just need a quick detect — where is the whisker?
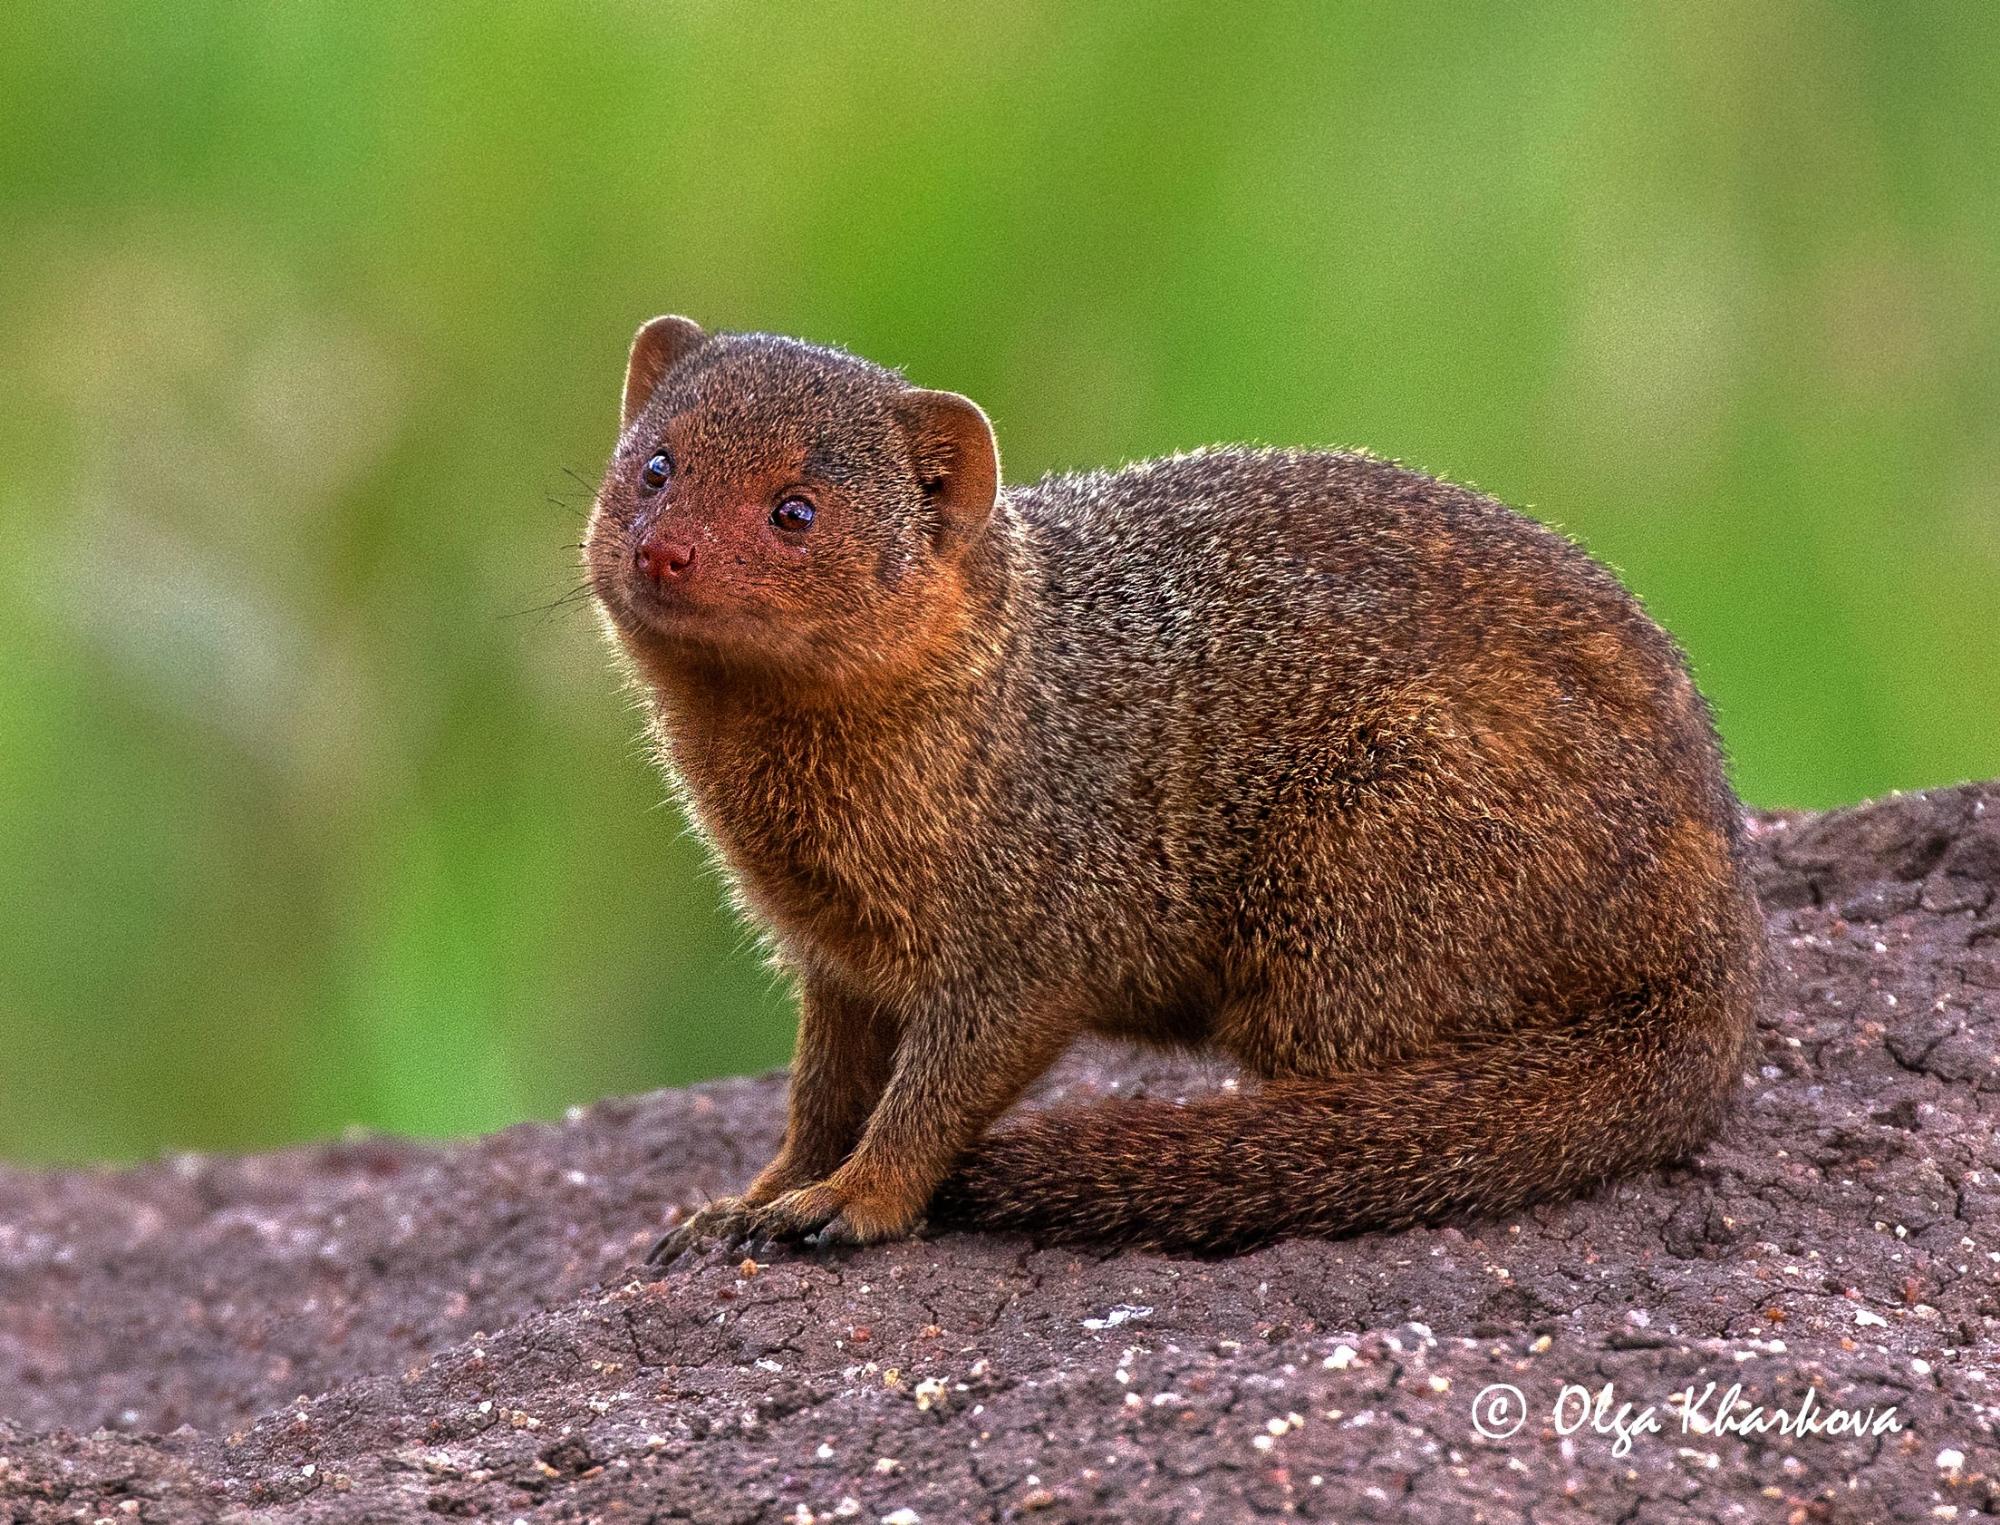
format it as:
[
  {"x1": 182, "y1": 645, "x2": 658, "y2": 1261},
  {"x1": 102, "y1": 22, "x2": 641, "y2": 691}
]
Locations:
[{"x1": 499, "y1": 583, "x2": 599, "y2": 622}]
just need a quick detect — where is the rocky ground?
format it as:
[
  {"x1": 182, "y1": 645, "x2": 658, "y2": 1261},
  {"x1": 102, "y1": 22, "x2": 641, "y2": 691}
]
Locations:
[{"x1": 1, "y1": 783, "x2": 1996, "y2": 1523}]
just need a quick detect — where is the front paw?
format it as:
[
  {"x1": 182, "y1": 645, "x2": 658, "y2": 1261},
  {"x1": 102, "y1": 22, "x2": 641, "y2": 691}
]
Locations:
[
  {"x1": 646, "y1": 1195, "x2": 762, "y2": 1264},
  {"x1": 753, "y1": 1180, "x2": 922, "y2": 1246}
]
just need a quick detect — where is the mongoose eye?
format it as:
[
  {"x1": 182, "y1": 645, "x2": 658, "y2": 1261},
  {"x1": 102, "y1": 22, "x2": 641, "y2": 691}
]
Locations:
[
  {"x1": 639, "y1": 452, "x2": 673, "y2": 494},
  {"x1": 771, "y1": 496, "x2": 816, "y2": 532}
]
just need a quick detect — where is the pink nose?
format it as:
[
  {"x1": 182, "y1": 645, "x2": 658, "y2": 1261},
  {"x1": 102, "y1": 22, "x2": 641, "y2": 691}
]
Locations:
[{"x1": 634, "y1": 533, "x2": 695, "y2": 582}]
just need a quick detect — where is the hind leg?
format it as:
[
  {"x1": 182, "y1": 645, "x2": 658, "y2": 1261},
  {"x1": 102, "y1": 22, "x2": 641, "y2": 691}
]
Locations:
[{"x1": 1213, "y1": 777, "x2": 1528, "y2": 1081}]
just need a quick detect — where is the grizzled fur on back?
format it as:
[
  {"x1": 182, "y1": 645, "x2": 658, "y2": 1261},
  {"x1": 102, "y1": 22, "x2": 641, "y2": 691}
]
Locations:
[
  {"x1": 978, "y1": 448, "x2": 1747, "y2": 1026},
  {"x1": 587, "y1": 317, "x2": 1763, "y2": 1254}
]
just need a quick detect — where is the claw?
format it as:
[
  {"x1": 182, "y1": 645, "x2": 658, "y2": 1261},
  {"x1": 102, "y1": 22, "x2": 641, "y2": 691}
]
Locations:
[
  {"x1": 645, "y1": 1197, "x2": 758, "y2": 1265},
  {"x1": 815, "y1": 1210, "x2": 865, "y2": 1247},
  {"x1": 643, "y1": 1178, "x2": 911, "y2": 1264},
  {"x1": 816, "y1": 1203, "x2": 926, "y2": 1246},
  {"x1": 750, "y1": 1183, "x2": 845, "y2": 1242},
  {"x1": 648, "y1": 1217, "x2": 712, "y2": 1265}
]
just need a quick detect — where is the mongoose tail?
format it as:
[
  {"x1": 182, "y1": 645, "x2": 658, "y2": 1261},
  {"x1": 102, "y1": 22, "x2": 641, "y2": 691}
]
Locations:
[{"x1": 935, "y1": 974, "x2": 1753, "y2": 1253}]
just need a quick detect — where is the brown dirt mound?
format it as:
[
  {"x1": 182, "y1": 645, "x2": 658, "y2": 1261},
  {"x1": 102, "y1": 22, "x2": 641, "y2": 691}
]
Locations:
[{"x1": 2, "y1": 784, "x2": 1996, "y2": 1522}]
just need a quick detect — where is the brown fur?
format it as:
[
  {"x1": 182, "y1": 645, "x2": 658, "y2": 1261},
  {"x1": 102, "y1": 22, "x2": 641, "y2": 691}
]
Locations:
[{"x1": 584, "y1": 317, "x2": 1763, "y2": 1255}]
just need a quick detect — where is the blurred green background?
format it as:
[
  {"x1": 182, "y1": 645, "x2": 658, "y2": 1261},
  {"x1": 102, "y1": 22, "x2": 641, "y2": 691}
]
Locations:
[{"x1": 1, "y1": 3, "x2": 1994, "y2": 1164}]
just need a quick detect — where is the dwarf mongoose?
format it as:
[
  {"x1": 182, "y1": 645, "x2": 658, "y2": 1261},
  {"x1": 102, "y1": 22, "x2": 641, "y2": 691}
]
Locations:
[{"x1": 584, "y1": 316, "x2": 1762, "y2": 1254}]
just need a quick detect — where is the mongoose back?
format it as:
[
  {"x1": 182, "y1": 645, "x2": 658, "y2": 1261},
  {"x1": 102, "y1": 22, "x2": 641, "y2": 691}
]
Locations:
[{"x1": 585, "y1": 316, "x2": 1763, "y2": 1255}]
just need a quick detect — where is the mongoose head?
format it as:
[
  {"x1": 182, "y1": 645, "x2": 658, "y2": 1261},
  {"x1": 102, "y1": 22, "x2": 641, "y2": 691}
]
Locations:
[{"x1": 586, "y1": 316, "x2": 1000, "y2": 683}]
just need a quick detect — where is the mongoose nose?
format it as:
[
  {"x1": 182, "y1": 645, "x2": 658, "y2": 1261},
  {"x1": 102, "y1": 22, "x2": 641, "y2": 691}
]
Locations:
[{"x1": 634, "y1": 533, "x2": 695, "y2": 583}]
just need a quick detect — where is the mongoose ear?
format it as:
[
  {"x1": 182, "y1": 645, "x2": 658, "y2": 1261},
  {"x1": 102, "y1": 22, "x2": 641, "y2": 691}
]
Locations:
[
  {"x1": 621, "y1": 315, "x2": 707, "y2": 432},
  {"x1": 892, "y1": 388, "x2": 1000, "y2": 551}
]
